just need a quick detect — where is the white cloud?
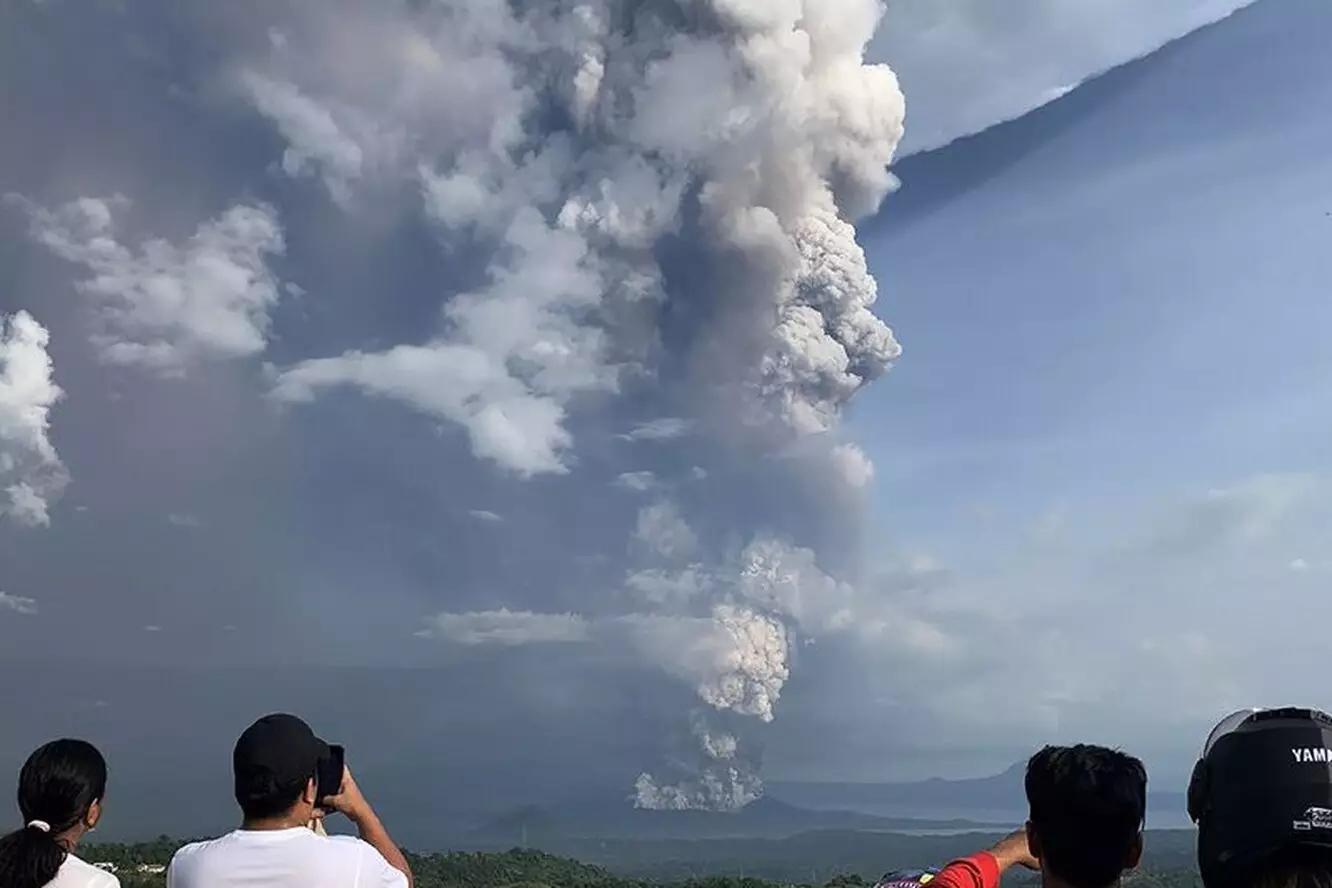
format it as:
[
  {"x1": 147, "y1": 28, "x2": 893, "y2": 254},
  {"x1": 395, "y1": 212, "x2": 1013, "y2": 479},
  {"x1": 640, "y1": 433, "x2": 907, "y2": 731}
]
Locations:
[
  {"x1": 271, "y1": 207, "x2": 612, "y2": 476},
  {"x1": 622, "y1": 419, "x2": 693, "y2": 442},
  {"x1": 422, "y1": 603, "x2": 792, "y2": 726},
  {"x1": 236, "y1": 71, "x2": 372, "y2": 206},
  {"x1": 624, "y1": 566, "x2": 711, "y2": 609},
  {"x1": 0, "y1": 591, "x2": 38, "y2": 615},
  {"x1": 0, "y1": 310, "x2": 68, "y2": 527},
  {"x1": 817, "y1": 472, "x2": 1332, "y2": 756},
  {"x1": 828, "y1": 442, "x2": 875, "y2": 489},
  {"x1": 468, "y1": 509, "x2": 503, "y2": 523},
  {"x1": 873, "y1": 0, "x2": 1259, "y2": 154},
  {"x1": 19, "y1": 195, "x2": 285, "y2": 373},
  {"x1": 419, "y1": 608, "x2": 591, "y2": 646},
  {"x1": 1144, "y1": 473, "x2": 1318, "y2": 551},
  {"x1": 632, "y1": 501, "x2": 698, "y2": 562},
  {"x1": 615, "y1": 471, "x2": 657, "y2": 492}
]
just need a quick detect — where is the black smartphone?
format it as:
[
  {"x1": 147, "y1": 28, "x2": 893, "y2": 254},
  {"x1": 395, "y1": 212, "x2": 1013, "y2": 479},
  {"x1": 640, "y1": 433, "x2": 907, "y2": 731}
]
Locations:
[{"x1": 315, "y1": 743, "x2": 345, "y2": 805}]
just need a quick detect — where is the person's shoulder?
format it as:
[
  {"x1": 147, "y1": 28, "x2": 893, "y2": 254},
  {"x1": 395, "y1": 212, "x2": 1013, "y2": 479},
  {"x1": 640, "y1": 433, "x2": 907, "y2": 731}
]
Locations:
[
  {"x1": 60, "y1": 854, "x2": 122, "y2": 888},
  {"x1": 309, "y1": 835, "x2": 393, "y2": 873},
  {"x1": 324, "y1": 836, "x2": 408, "y2": 886},
  {"x1": 170, "y1": 836, "x2": 221, "y2": 862},
  {"x1": 325, "y1": 834, "x2": 380, "y2": 858},
  {"x1": 168, "y1": 833, "x2": 241, "y2": 873},
  {"x1": 88, "y1": 866, "x2": 122, "y2": 888}
]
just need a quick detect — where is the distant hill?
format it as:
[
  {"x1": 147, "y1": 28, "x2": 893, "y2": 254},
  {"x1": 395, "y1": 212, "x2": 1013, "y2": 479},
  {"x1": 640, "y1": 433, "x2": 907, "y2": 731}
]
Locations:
[
  {"x1": 547, "y1": 826, "x2": 1199, "y2": 884},
  {"x1": 768, "y1": 763, "x2": 1028, "y2": 811},
  {"x1": 769, "y1": 762, "x2": 1188, "y2": 816},
  {"x1": 767, "y1": 766, "x2": 1022, "y2": 814},
  {"x1": 463, "y1": 794, "x2": 1005, "y2": 845}
]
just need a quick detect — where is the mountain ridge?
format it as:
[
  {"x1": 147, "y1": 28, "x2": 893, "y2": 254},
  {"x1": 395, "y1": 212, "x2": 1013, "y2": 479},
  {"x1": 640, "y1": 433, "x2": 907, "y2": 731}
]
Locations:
[
  {"x1": 767, "y1": 761, "x2": 1187, "y2": 814},
  {"x1": 463, "y1": 792, "x2": 1008, "y2": 845}
]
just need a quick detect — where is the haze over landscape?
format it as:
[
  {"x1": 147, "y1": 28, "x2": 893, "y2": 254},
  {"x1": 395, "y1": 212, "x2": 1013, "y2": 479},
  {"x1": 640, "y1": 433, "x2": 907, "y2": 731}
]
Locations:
[{"x1": 2, "y1": 0, "x2": 1329, "y2": 855}]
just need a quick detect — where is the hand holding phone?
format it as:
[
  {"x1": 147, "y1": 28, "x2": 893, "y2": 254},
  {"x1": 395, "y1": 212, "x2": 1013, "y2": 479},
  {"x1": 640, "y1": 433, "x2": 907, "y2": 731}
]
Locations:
[
  {"x1": 315, "y1": 744, "x2": 345, "y2": 807},
  {"x1": 319, "y1": 765, "x2": 374, "y2": 824}
]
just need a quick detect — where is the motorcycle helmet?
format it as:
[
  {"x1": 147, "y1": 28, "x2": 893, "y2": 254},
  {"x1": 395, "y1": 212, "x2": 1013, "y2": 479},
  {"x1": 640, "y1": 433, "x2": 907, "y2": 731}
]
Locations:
[{"x1": 1189, "y1": 707, "x2": 1332, "y2": 888}]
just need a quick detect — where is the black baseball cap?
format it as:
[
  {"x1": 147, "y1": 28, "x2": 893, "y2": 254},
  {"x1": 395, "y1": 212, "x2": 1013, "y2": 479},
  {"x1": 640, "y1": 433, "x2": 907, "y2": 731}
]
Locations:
[
  {"x1": 233, "y1": 713, "x2": 331, "y2": 807},
  {"x1": 1189, "y1": 707, "x2": 1332, "y2": 888}
]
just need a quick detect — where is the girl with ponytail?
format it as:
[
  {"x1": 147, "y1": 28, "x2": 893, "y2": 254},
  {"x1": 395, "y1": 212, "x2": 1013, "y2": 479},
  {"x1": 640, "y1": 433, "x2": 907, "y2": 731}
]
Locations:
[{"x1": 0, "y1": 739, "x2": 118, "y2": 888}]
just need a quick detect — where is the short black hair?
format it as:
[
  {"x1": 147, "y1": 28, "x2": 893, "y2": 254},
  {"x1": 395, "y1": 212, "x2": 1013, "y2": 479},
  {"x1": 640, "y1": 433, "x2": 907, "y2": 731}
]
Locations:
[
  {"x1": 232, "y1": 714, "x2": 325, "y2": 821},
  {"x1": 236, "y1": 774, "x2": 308, "y2": 821},
  {"x1": 1026, "y1": 744, "x2": 1147, "y2": 888}
]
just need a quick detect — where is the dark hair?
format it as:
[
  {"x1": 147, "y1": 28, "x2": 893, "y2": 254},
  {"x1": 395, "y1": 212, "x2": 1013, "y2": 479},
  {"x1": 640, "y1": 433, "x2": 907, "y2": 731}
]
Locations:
[
  {"x1": 0, "y1": 739, "x2": 108, "y2": 888},
  {"x1": 1026, "y1": 744, "x2": 1147, "y2": 888},
  {"x1": 238, "y1": 776, "x2": 308, "y2": 821},
  {"x1": 232, "y1": 713, "x2": 324, "y2": 822}
]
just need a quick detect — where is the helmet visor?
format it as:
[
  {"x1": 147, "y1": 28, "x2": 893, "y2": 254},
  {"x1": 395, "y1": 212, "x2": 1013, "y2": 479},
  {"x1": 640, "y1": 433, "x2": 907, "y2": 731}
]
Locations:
[
  {"x1": 1202, "y1": 708, "x2": 1265, "y2": 758},
  {"x1": 1202, "y1": 706, "x2": 1332, "y2": 758}
]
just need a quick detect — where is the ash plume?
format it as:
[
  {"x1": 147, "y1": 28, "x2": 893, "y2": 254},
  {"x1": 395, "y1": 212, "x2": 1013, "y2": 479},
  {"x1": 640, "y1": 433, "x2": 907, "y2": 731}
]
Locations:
[
  {"x1": 257, "y1": 0, "x2": 903, "y2": 461},
  {"x1": 248, "y1": 0, "x2": 905, "y2": 809},
  {"x1": 13, "y1": 0, "x2": 906, "y2": 810},
  {"x1": 634, "y1": 713, "x2": 761, "y2": 811},
  {"x1": 618, "y1": 531, "x2": 866, "y2": 808}
]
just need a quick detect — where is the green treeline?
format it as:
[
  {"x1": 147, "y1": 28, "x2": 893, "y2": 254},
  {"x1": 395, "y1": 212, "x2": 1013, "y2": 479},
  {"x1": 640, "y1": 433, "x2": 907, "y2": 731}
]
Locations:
[{"x1": 81, "y1": 840, "x2": 1202, "y2": 888}]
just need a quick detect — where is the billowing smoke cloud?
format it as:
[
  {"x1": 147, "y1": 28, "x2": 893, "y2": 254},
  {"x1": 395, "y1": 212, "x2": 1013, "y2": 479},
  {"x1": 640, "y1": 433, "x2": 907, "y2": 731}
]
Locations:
[
  {"x1": 251, "y1": 0, "x2": 903, "y2": 468},
  {"x1": 634, "y1": 713, "x2": 760, "y2": 811},
  {"x1": 11, "y1": 0, "x2": 905, "y2": 809},
  {"x1": 0, "y1": 310, "x2": 67, "y2": 527},
  {"x1": 615, "y1": 529, "x2": 870, "y2": 808},
  {"x1": 244, "y1": 0, "x2": 903, "y2": 808}
]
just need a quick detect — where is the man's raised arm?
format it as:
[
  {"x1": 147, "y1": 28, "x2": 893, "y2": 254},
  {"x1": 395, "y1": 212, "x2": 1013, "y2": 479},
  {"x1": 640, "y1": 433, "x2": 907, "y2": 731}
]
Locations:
[
  {"x1": 323, "y1": 767, "x2": 414, "y2": 888},
  {"x1": 928, "y1": 829, "x2": 1039, "y2": 888}
]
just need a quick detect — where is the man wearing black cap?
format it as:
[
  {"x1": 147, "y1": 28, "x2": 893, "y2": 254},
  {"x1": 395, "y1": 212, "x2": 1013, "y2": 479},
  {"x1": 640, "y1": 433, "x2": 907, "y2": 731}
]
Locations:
[
  {"x1": 1190, "y1": 706, "x2": 1332, "y2": 888},
  {"x1": 166, "y1": 713, "x2": 413, "y2": 888}
]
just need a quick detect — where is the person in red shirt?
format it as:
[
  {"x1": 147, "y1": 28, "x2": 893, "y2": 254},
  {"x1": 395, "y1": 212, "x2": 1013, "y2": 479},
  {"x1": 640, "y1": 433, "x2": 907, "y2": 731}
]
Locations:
[
  {"x1": 921, "y1": 828, "x2": 1038, "y2": 888},
  {"x1": 928, "y1": 745, "x2": 1147, "y2": 888}
]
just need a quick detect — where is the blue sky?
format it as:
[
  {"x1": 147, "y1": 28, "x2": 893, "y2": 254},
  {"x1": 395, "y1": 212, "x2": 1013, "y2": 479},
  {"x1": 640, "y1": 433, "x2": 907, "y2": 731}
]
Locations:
[
  {"x1": 859, "y1": 0, "x2": 1332, "y2": 545},
  {"x1": 802, "y1": 0, "x2": 1332, "y2": 781}
]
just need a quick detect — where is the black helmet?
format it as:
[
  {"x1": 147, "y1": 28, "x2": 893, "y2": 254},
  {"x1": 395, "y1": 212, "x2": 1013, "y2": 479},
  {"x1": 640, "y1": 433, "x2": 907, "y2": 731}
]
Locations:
[{"x1": 1189, "y1": 707, "x2": 1332, "y2": 888}]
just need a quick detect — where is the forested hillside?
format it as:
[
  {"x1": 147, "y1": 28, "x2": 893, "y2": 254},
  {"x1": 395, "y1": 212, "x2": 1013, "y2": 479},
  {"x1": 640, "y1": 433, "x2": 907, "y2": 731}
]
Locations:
[{"x1": 82, "y1": 836, "x2": 1201, "y2": 888}]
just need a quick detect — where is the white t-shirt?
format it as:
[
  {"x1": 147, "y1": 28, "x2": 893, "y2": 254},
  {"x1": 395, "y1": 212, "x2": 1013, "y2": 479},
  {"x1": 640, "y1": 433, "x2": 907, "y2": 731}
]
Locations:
[
  {"x1": 46, "y1": 854, "x2": 120, "y2": 888},
  {"x1": 167, "y1": 827, "x2": 408, "y2": 888}
]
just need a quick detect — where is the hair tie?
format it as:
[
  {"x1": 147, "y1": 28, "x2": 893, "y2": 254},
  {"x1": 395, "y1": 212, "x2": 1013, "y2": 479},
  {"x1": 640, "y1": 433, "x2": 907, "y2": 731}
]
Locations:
[{"x1": 26, "y1": 820, "x2": 51, "y2": 833}]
